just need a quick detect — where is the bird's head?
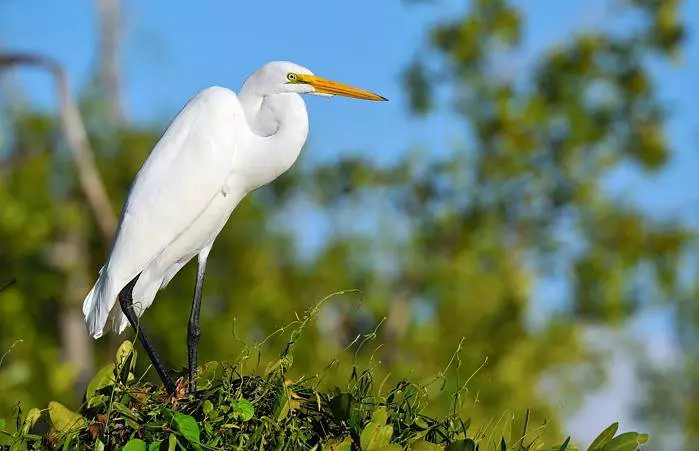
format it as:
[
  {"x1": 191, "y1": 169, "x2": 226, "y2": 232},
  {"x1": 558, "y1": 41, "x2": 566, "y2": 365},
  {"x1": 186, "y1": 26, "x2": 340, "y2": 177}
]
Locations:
[{"x1": 243, "y1": 61, "x2": 387, "y2": 101}]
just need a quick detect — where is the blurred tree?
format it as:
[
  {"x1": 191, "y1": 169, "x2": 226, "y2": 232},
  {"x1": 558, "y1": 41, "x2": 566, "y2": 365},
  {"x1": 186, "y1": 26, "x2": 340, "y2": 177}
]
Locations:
[
  {"x1": 293, "y1": 0, "x2": 693, "y2": 442},
  {"x1": 634, "y1": 237, "x2": 698, "y2": 450},
  {"x1": 0, "y1": 0, "x2": 695, "y2": 447}
]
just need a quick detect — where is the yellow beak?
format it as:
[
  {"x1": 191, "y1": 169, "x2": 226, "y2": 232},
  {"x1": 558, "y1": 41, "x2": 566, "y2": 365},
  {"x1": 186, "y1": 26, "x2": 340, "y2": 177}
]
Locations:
[{"x1": 298, "y1": 74, "x2": 387, "y2": 101}]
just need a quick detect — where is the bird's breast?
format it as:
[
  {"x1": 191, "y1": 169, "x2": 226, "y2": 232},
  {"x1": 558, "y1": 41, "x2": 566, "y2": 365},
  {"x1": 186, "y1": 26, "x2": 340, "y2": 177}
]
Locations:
[{"x1": 150, "y1": 175, "x2": 247, "y2": 272}]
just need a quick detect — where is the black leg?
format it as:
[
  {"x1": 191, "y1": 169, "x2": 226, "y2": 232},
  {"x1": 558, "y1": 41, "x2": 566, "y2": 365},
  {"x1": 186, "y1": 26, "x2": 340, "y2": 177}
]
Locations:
[
  {"x1": 119, "y1": 274, "x2": 176, "y2": 395},
  {"x1": 187, "y1": 256, "x2": 208, "y2": 391}
]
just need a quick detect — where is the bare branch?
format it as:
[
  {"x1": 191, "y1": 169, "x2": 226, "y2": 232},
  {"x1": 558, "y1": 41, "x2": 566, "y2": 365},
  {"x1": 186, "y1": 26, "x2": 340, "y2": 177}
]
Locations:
[
  {"x1": 0, "y1": 52, "x2": 117, "y2": 241},
  {"x1": 97, "y1": 0, "x2": 124, "y2": 124}
]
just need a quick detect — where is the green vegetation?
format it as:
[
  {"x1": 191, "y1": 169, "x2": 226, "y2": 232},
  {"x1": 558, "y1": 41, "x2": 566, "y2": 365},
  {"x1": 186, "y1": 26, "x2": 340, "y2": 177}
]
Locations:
[
  {"x1": 0, "y1": 0, "x2": 696, "y2": 449},
  {"x1": 1, "y1": 325, "x2": 649, "y2": 450}
]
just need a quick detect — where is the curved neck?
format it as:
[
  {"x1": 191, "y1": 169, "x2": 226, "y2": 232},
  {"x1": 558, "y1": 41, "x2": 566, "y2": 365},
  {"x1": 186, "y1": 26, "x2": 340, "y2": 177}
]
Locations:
[{"x1": 236, "y1": 89, "x2": 309, "y2": 190}]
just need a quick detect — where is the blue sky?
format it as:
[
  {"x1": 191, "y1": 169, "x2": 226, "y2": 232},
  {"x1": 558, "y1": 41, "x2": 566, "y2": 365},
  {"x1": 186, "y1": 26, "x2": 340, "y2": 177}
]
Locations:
[
  {"x1": 2, "y1": 0, "x2": 697, "y2": 445},
  {"x1": 3, "y1": 0, "x2": 695, "y2": 218}
]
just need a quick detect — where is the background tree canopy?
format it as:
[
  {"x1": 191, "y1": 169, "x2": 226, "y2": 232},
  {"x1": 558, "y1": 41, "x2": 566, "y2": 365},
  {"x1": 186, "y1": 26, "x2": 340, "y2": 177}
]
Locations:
[{"x1": 0, "y1": 0, "x2": 697, "y2": 448}]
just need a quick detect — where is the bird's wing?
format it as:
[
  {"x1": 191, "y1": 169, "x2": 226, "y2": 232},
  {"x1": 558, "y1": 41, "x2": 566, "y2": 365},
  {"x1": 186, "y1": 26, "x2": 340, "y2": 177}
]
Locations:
[{"x1": 106, "y1": 86, "x2": 244, "y2": 286}]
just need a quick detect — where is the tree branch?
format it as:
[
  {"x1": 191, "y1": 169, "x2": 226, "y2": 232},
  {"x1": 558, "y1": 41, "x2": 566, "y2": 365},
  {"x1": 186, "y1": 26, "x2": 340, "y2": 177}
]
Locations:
[
  {"x1": 97, "y1": 0, "x2": 124, "y2": 125},
  {"x1": 0, "y1": 52, "x2": 117, "y2": 241}
]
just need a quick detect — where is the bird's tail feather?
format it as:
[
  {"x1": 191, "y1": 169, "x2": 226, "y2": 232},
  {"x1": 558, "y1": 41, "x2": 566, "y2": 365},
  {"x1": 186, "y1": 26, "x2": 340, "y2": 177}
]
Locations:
[
  {"x1": 114, "y1": 313, "x2": 130, "y2": 335},
  {"x1": 82, "y1": 267, "x2": 117, "y2": 339}
]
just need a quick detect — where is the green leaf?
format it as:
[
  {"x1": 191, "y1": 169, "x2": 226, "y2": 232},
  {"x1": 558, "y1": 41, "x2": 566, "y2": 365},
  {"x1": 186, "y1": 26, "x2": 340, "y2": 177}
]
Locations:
[
  {"x1": 413, "y1": 417, "x2": 429, "y2": 430},
  {"x1": 148, "y1": 441, "x2": 162, "y2": 451},
  {"x1": 602, "y1": 432, "x2": 644, "y2": 451},
  {"x1": 116, "y1": 340, "x2": 137, "y2": 383},
  {"x1": 0, "y1": 418, "x2": 4, "y2": 431},
  {"x1": 116, "y1": 340, "x2": 134, "y2": 367},
  {"x1": 275, "y1": 397, "x2": 290, "y2": 423},
  {"x1": 360, "y1": 422, "x2": 394, "y2": 450},
  {"x1": 409, "y1": 442, "x2": 444, "y2": 451},
  {"x1": 86, "y1": 363, "x2": 116, "y2": 407},
  {"x1": 588, "y1": 423, "x2": 619, "y2": 450},
  {"x1": 371, "y1": 406, "x2": 388, "y2": 425},
  {"x1": 112, "y1": 401, "x2": 139, "y2": 421},
  {"x1": 637, "y1": 433, "x2": 649, "y2": 444},
  {"x1": 62, "y1": 434, "x2": 76, "y2": 451},
  {"x1": 122, "y1": 439, "x2": 147, "y2": 451},
  {"x1": 203, "y1": 399, "x2": 214, "y2": 416},
  {"x1": 198, "y1": 361, "x2": 220, "y2": 388},
  {"x1": 271, "y1": 377, "x2": 290, "y2": 423},
  {"x1": 234, "y1": 398, "x2": 255, "y2": 421},
  {"x1": 556, "y1": 437, "x2": 571, "y2": 451},
  {"x1": 95, "y1": 439, "x2": 106, "y2": 451},
  {"x1": 48, "y1": 401, "x2": 87, "y2": 433},
  {"x1": 445, "y1": 440, "x2": 476, "y2": 451},
  {"x1": 323, "y1": 436, "x2": 353, "y2": 451},
  {"x1": 174, "y1": 412, "x2": 200, "y2": 446},
  {"x1": 168, "y1": 433, "x2": 178, "y2": 451},
  {"x1": 22, "y1": 433, "x2": 43, "y2": 442}
]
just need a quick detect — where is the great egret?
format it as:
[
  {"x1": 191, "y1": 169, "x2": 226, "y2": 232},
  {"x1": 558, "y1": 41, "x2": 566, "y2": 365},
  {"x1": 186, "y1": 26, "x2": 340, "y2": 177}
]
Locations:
[{"x1": 82, "y1": 61, "x2": 386, "y2": 394}]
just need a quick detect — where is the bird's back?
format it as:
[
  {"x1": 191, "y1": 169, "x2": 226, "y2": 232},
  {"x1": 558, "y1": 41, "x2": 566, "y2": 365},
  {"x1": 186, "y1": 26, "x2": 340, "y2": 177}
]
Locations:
[{"x1": 83, "y1": 86, "x2": 246, "y2": 338}]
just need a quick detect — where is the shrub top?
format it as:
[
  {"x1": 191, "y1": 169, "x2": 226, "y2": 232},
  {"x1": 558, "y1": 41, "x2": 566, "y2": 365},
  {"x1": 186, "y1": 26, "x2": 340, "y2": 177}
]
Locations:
[{"x1": 1, "y1": 334, "x2": 649, "y2": 451}]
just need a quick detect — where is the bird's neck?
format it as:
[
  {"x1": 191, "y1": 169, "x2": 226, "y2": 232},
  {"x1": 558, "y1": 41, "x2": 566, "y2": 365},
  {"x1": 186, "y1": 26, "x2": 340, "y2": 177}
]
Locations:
[{"x1": 237, "y1": 90, "x2": 309, "y2": 190}]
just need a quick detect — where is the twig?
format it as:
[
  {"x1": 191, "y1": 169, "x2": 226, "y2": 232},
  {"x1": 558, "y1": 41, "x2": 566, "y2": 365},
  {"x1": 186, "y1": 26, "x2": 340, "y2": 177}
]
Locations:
[
  {"x1": 0, "y1": 52, "x2": 117, "y2": 241},
  {"x1": 0, "y1": 277, "x2": 16, "y2": 294},
  {"x1": 0, "y1": 340, "x2": 23, "y2": 368}
]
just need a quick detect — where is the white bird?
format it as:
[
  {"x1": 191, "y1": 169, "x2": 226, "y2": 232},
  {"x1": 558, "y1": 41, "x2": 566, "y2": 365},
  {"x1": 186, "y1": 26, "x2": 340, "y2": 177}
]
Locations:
[{"x1": 81, "y1": 61, "x2": 386, "y2": 393}]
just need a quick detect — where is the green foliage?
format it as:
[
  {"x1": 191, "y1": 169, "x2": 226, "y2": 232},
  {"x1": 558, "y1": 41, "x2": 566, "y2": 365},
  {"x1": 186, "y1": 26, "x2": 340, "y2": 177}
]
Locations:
[
  {"x1": 0, "y1": 0, "x2": 695, "y2": 449},
  {"x1": 584, "y1": 422, "x2": 649, "y2": 451},
  {"x1": 0, "y1": 335, "x2": 648, "y2": 450},
  {"x1": 587, "y1": 423, "x2": 619, "y2": 450}
]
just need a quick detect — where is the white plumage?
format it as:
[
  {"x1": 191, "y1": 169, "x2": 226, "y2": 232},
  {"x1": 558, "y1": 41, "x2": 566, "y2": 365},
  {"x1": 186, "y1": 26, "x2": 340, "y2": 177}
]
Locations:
[
  {"x1": 83, "y1": 86, "x2": 248, "y2": 337},
  {"x1": 82, "y1": 61, "x2": 385, "y2": 342}
]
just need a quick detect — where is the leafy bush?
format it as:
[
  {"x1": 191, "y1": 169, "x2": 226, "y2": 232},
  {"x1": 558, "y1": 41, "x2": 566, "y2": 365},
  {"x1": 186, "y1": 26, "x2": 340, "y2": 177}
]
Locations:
[{"x1": 0, "y1": 313, "x2": 649, "y2": 450}]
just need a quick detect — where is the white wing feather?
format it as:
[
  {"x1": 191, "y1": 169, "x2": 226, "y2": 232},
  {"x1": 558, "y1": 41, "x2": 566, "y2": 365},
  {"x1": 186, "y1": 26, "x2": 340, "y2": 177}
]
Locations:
[{"x1": 83, "y1": 86, "x2": 245, "y2": 337}]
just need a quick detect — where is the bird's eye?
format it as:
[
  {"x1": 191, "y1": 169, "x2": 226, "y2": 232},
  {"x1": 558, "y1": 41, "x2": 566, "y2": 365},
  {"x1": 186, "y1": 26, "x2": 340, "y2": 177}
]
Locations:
[{"x1": 287, "y1": 73, "x2": 297, "y2": 82}]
